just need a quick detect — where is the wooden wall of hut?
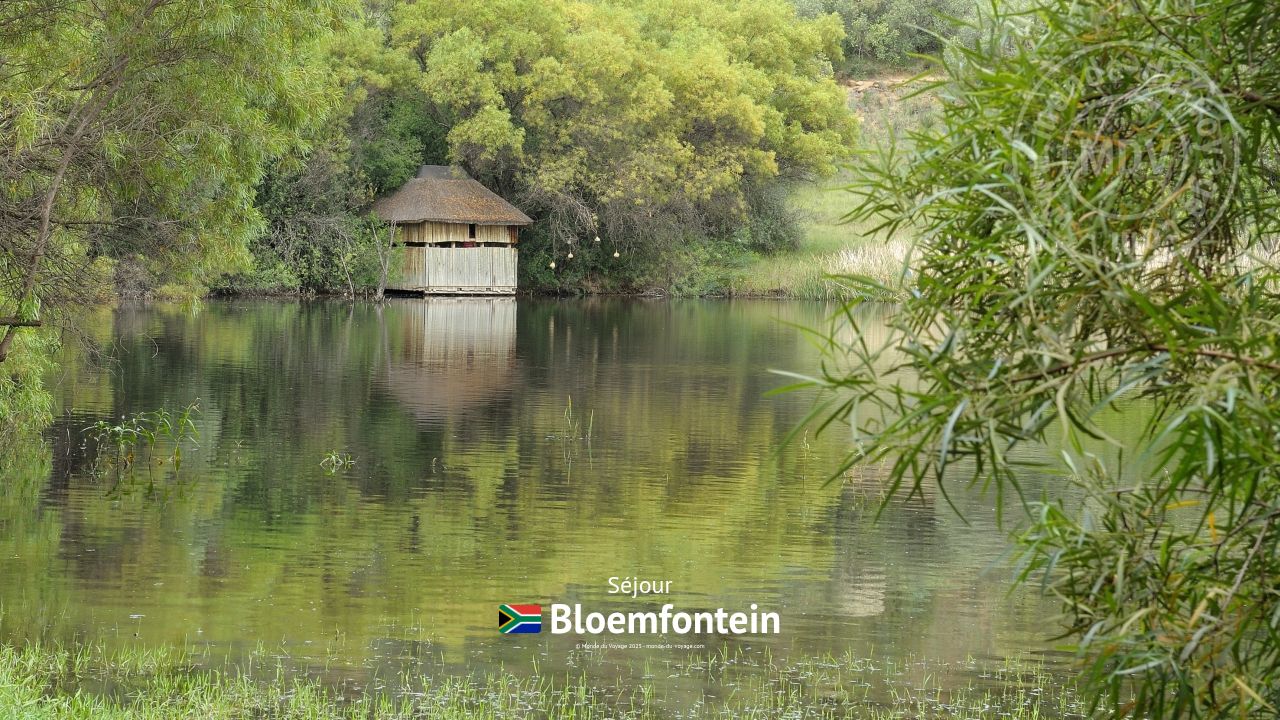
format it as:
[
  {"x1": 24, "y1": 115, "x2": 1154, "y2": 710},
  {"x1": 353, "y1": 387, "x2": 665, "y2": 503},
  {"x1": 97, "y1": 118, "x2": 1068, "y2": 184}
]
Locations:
[
  {"x1": 398, "y1": 222, "x2": 515, "y2": 245},
  {"x1": 393, "y1": 221, "x2": 519, "y2": 294},
  {"x1": 397, "y1": 246, "x2": 517, "y2": 294}
]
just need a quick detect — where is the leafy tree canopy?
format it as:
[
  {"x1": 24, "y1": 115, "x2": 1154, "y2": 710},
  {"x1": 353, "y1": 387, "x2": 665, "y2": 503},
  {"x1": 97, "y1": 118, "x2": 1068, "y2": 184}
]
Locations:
[
  {"x1": 0, "y1": 0, "x2": 361, "y2": 372},
  {"x1": 390, "y1": 0, "x2": 855, "y2": 271},
  {"x1": 793, "y1": 0, "x2": 977, "y2": 69}
]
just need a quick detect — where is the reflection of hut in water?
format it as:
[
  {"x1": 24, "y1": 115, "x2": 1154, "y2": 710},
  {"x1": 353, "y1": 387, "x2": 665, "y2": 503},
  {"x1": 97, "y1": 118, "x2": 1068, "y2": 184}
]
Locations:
[
  {"x1": 372, "y1": 166, "x2": 532, "y2": 295},
  {"x1": 383, "y1": 299, "x2": 517, "y2": 422},
  {"x1": 827, "y1": 485, "x2": 892, "y2": 618},
  {"x1": 834, "y1": 568, "x2": 887, "y2": 618}
]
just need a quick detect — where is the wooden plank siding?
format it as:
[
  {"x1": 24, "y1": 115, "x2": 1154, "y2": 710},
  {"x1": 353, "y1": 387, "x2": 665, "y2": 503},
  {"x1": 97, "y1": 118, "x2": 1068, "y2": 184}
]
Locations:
[
  {"x1": 391, "y1": 221, "x2": 520, "y2": 294},
  {"x1": 397, "y1": 246, "x2": 518, "y2": 295},
  {"x1": 397, "y1": 221, "x2": 517, "y2": 245},
  {"x1": 477, "y1": 224, "x2": 510, "y2": 243}
]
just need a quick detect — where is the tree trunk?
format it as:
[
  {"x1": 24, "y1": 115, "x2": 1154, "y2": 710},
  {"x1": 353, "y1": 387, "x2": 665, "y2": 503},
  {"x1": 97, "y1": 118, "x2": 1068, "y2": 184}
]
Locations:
[
  {"x1": 0, "y1": 86, "x2": 117, "y2": 363},
  {"x1": 0, "y1": 0, "x2": 166, "y2": 363},
  {"x1": 375, "y1": 223, "x2": 396, "y2": 303}
]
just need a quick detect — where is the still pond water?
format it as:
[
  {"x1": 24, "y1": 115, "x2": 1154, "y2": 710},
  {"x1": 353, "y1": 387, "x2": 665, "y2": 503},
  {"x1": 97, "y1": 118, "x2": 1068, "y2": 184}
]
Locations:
[{"x1": 3, "y1": 299, "x2": 1074, "y2": 706}]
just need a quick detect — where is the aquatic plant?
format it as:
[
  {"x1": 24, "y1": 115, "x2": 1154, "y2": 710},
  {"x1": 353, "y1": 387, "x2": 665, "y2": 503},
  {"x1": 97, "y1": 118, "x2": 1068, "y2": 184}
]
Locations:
[
  {"x1": 84, "y1": 402, "x2": 200, "y2": 487},
  {"x1": 554, "y1": 395, "x2": 596, "y2": 473},
  {"x1": 562, "y1": 395, "x2": 594, "y2": 442},
  {"x1": 320, "y1": 450, "x2": 356, "y2": 473}
]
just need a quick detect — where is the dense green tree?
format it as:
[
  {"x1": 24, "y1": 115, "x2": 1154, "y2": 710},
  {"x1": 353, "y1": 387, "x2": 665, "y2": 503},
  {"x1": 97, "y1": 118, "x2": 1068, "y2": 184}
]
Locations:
[
  {"x1": 390, "y1": 0, "x2": 855, "y2": 290},
  {"x1": 801, "y1": 0, "x2": 1280, "y2": 715},
  {"x1": 227, "y1": 14, "x2": 445, "y2": 296},
  {"x1": 793, "y1": 0, "x2": 976, "y2": 71},
  {"x1": 0, "y1": 0, "x2": 358, "y2": 426}
]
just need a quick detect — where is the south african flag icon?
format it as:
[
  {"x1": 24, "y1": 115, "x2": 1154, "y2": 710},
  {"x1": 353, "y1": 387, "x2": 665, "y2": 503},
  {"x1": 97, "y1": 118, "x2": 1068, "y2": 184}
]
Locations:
[{"x1": 498, "y1": 604, "x2": 542, "y2": 634}]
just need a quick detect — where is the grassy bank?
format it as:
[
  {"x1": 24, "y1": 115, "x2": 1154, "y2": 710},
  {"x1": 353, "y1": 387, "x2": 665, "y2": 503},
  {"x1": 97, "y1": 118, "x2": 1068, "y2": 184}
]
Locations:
[
  {"x1": 0, "y1": 643, "x2": 1087, "y2": 720},
  {"x1": 722, "y1": 181, "x2": 911, "y2": 300},
  {"x1": 717, "y1": 77, "x2": 937, "y2": 300}
]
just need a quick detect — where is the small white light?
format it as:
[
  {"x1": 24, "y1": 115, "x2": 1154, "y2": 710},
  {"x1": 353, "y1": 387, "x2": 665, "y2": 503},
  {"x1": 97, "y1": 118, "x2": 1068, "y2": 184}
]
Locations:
[
  {"x1": 549, "y1": 261, "x2": 556, "y2": 269},
  {"x1": 567, "y1": 252, "x2": 574, "y2": 259},
  {"x1": 612, "y1": 251, "x2": 620, "y2": 258},
  {"x1": 593, "y1": 236, "x2": 601, "y2": 243}
]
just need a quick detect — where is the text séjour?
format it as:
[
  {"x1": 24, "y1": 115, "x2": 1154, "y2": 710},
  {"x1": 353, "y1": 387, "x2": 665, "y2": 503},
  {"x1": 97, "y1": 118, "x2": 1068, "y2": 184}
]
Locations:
[{"x1": 608, "y1": 577, "x2": 672, "y2": 598}]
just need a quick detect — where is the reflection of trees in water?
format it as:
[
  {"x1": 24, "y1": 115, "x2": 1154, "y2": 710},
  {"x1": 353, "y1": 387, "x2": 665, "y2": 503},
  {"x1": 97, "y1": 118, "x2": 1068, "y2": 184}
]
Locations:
[
  {"x1": 0, "y1": 299, "x2": 1053, "y2": 685},
  {"x1": 45, "y1": 413, "x2": 98, "y2": 500}
]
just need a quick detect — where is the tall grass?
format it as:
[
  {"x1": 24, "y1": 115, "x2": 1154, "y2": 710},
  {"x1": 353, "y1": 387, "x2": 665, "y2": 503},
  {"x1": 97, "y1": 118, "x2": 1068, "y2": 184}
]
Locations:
[
  {"x1": 723, "y1": 80, "x2": 937, "y2": 300},
  {"x1": 0, "y1": 643, "x2": 1084, "y2": 719},
  {"x1": 726, "y1": 182, "x2": 911, "y2": 300}
]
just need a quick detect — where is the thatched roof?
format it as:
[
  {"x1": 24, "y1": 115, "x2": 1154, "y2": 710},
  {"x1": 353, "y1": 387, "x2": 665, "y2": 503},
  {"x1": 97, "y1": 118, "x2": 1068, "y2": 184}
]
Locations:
[{"x1": 372, "y1": 166, "x2": 532, "y2": 226}]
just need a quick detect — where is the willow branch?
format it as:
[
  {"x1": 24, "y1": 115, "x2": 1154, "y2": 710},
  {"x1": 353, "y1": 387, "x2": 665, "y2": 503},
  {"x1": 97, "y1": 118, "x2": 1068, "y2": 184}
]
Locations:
[
  {"x1": 1006, "y1": 343, "x2": 1280, "y2": 385},
  {"x1": 0, "y1": 317, "x2": 42, "y2": 327}
]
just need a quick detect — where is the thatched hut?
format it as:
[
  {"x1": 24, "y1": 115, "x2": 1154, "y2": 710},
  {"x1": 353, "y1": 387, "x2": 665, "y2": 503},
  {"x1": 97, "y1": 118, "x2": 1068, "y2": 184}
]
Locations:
[{"x1": 373, "y1": 166, "x2": 532, "y2": 294}]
